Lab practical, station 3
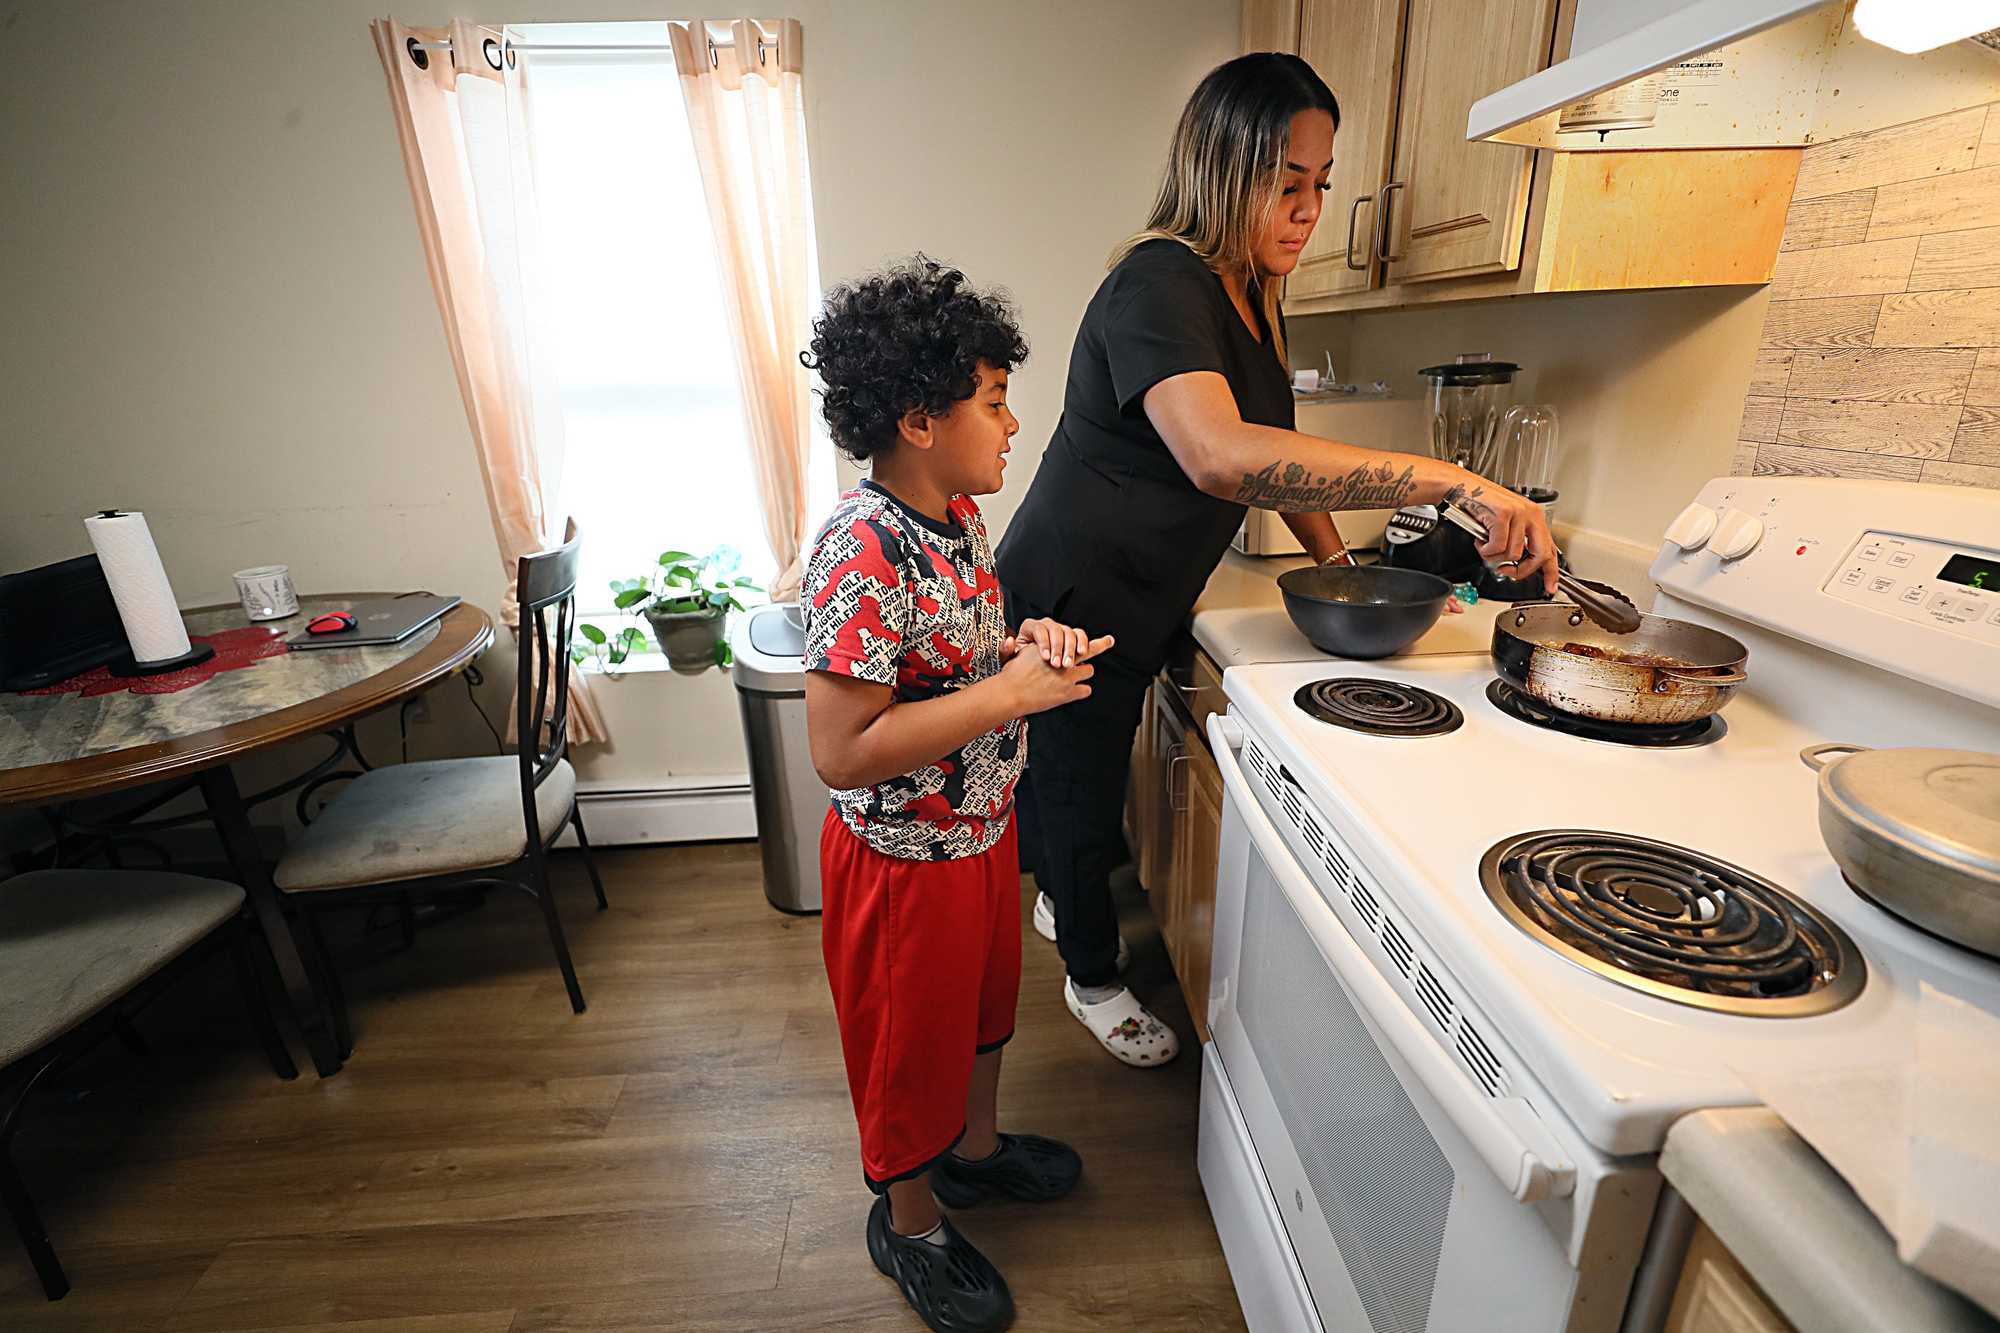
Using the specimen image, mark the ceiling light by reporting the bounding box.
[1853,0,2000,53]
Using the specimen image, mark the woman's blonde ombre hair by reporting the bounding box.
[1113,54,1339,365]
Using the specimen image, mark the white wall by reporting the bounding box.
[807,3,1239,539]
[0,1,1235,803]
[1287,285,1775,554]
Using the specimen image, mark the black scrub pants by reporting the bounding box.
[1011,611,1155,991]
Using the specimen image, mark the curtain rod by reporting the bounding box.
[416,42,675,52]
[416,36,775,55]
[412,34,775,70]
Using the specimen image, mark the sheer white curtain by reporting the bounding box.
[371,17,606,742]
[667,19,824,603]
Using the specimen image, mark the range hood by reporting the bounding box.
[1468,0,1998,150]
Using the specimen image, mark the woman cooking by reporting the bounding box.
[996,52,1558,1066]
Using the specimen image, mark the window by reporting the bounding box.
[521,23,815,616]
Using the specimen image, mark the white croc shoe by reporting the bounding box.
[1064,980,1180,1067]
[1033,893,1129,971]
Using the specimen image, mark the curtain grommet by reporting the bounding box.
[505,45,518,69]
[484,37,503,71]
[405,36,429,70]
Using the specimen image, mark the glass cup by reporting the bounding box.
[233,565,299,620]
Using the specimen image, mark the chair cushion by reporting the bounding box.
[0,869,243,1069]
[274,756,577,893]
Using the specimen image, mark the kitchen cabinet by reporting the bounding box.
[1239,0,1298,55]
[1171,737,1223,1043]
[1134,645,1228,1044]
[1664,1222,1798,1333]
[1136,680,1184,906]
[1182,645,1228,740]
[1245,0,1800,313]
[1383,0,1553,284]
[1284,0,1406,302]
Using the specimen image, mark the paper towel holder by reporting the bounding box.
[91,509,218,677]
[107,640,215,678]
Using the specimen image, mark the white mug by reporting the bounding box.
[233,565,299,620]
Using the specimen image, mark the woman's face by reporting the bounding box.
[1255,109,1336,279]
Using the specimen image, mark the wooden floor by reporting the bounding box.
[1,842,1246,1331]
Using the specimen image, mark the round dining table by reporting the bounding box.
[0,595,495,1077]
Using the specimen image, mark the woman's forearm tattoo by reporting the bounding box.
[1234,460,1418,512]
[1441,482,1500,531]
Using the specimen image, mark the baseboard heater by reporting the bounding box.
[556,779,758,847]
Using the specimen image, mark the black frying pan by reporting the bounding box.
[1278,565,1453,660]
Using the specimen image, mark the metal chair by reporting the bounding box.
[1,869,296,1300]
[272,533,607,1051]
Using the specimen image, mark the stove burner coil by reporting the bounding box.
[1485,680,1723,749]
[1294,678,1464,738]
[1481,830,1865,1017]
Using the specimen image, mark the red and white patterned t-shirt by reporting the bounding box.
[802,481,1024,861]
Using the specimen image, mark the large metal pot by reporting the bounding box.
[1800,743,2000,958]
[1491,603,1748,726]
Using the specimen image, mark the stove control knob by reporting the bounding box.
[1664,503,1719,551]
[1711,508,1765,561]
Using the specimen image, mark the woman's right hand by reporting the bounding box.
[1443,473,1559,595]
[1000,647,1095,716]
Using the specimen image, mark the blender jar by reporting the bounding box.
[1419,353,1519,476]
[1499,404,1560,505]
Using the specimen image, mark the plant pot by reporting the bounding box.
[645,603,728,675]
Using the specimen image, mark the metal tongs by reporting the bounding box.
[1439,504,1642,634]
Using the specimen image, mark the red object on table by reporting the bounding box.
[22,626,292,699]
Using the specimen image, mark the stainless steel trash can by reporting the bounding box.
[730,603,827,913]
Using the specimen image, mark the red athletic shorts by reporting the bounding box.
[819,807,1022,1191]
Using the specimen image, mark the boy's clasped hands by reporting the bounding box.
[1000,618,1114,713]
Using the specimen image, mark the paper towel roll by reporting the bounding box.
[85,510,193,663]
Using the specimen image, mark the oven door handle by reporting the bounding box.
[1208,713,1577,1205]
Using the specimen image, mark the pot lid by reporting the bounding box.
[1418,359,1520,386]
[1819,747,2000,883]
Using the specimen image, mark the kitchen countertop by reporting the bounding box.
[1189,548,1519,667]
[1661,1109,1997,1333]
[1189,522,1662,670]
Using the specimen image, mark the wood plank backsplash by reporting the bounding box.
[1736,100,2000,490]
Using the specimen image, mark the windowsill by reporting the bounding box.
[576,653,732,679]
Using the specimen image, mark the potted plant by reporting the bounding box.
[573,546,760,676]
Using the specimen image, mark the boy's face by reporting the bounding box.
[925,363,1018,497]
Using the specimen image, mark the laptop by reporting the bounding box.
[286,594,462,649]
[0,554,128,690]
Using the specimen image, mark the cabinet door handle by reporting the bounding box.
[1375,180,1406,263]
[1169,752,1191,813]
[1343,194,1374,270]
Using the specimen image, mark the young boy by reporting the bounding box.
[800,258,1111,1333]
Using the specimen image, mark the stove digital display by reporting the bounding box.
[1937,553,1999,592]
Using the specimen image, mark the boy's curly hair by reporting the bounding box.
[800,257,1029,462]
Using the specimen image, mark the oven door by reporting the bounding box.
[1203,712,1585,1333]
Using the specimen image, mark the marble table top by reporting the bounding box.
[0,597,459,774]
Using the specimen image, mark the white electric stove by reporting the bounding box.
[1199,478,2000,1333]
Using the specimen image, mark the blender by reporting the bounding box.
[1424,352,1517,476]
[1496,403,1560,511]
[1381,353,1554,601]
